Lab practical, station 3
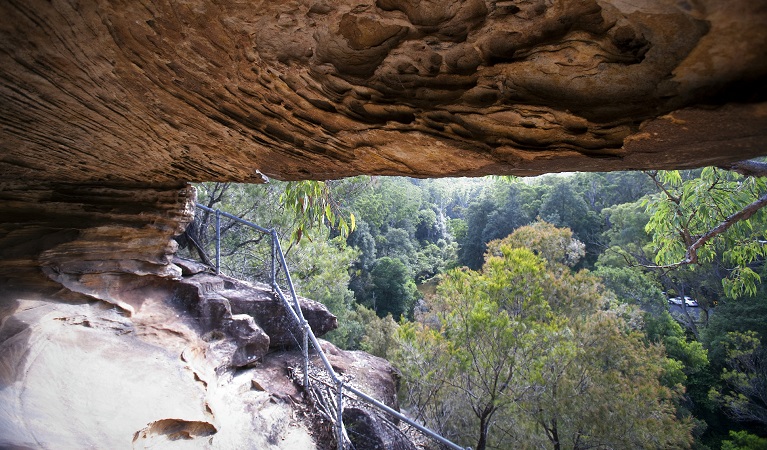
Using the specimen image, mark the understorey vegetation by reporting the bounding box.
[186,162,767,450]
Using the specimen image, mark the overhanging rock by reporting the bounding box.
[1,0,765,183]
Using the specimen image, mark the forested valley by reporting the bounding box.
[185,168,767,450]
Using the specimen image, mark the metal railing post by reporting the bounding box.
[337,379,345,450]
[303,322,310,390]
[271,231,277,288]
[214,209,221,275]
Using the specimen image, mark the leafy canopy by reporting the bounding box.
[643,168,767,297]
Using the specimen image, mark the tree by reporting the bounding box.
[709,331,767,428]
[721,430,767,450]
[350,177,423,231]
[398,246,552,450]
[370,256,418,319]
[702,294,767,371]
[538,180,602,265]
[396,224,693,450]
[456,181,533,269]
[457,197,499,269]
[595,265,666,315]
[598,200,655,267]
[183,181,301,280]
[643,163,767,297]
[280,179,357,244]
[290,235,362,349]
[521,311,692,450]
[490,220,585,269]
[184,180,360,277]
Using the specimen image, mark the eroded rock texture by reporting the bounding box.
[0,296,326,449]
[0,182,350,449]
[1,0,766,183]
[0,182,195,305]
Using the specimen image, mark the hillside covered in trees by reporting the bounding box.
[187,168,767,450]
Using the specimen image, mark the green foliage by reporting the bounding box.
[643,168,767,297]
[406,246,553,450]
[290,236,361,348]
[702,295,767,371]
[327,303,376,351]
[281,180,356,243]
[598,200,655,267]
[539,180,601,247]
[523,311,693,450]
[721,431,767,450]
[360,313,400,359]
[189,171,766,447]
[396,223,693,450]
[370,256,419,319]
[709,331,767,427]
[595,265,666,314]
[447,218,467,244]
[345,177,459,309]
[490,220,585,268]
[457,197,499,269]
[351,177,423,230]
[456,182,534,269]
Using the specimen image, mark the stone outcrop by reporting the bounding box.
[0,182,348,449]
[0,295,326,449]
[344,407,417,450]
[1,0,765,183]
[171,267,339,365]
[0,182,195,307]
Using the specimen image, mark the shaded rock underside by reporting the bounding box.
[1,0,766,183]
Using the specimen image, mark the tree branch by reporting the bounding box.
[720,160,767,178]
[644,170,681,205]
[644,191,767,269]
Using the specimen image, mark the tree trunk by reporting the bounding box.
[551,420,560,450]
[476,408,493,450]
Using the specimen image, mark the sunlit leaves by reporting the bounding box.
[643,168,767,297]
[395,223,693,450]
[281,180,356,244]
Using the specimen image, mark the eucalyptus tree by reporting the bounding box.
[643,162,767,298]
[396,223,693,450]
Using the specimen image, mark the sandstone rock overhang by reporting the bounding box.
[1,0,766,183]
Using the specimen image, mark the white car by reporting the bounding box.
[668,297,683,305]
[683,296,699,307]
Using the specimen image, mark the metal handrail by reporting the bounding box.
[192,202,470,450]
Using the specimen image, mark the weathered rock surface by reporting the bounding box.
[224,279,340,348]
[267,340,412,450]
[318,340,402,410]
[0,295,326,449]
[172,270,339,362]
[0,289,400,449]
[0,182,196,308]
[1,0,765,183]
[344,407,417,450]
[0,181,364,449]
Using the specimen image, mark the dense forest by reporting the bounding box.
[185,168,767,450]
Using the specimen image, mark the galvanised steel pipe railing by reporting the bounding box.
[193,203,470,450]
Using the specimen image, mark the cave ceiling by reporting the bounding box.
[1,0,766,183]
